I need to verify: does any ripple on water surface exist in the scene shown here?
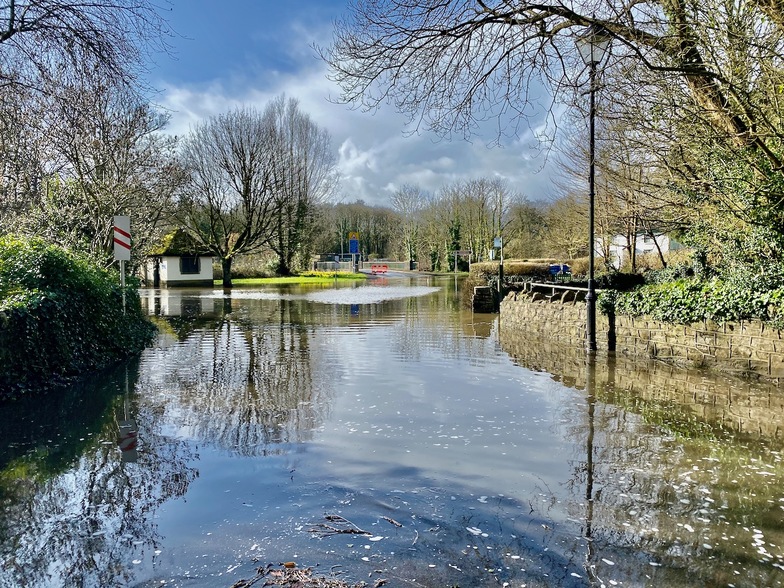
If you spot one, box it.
[6,281,784,588]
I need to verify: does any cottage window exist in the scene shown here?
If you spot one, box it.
[180,255,200,274]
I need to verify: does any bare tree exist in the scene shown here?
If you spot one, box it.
[266,95,338,275]
[322,1,782,154]
[423,177,516,264]
[0,85,48,232]
[546,193,588,260]
[321,1,784,276]
[0,0,169,92]
[506,199,547,259]
[0,73,181,267]
[178,106,282,287]
[552,115,690,272]
[418,193,451,271]
[34,76,180,266]
[390,183,426,268]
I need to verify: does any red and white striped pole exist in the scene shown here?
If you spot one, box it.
[113,216,131,314]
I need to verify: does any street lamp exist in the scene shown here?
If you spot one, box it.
[576,23,611,353]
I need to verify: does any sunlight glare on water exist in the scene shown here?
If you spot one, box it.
[201,284,440,305]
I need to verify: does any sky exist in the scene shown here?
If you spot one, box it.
[143,0,562,207]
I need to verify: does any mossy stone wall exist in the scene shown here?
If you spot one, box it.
[500,292,784,380]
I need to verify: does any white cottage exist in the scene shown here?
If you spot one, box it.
[597,233,682,270]
[143,230,214,288]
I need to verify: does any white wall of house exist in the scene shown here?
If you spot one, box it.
[142,255,214,287]
[597,234,680,269]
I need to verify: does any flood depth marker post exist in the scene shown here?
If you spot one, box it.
[113,216,131,314]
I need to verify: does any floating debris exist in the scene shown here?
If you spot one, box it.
[380,516,402,528]
[230,563,368,587]
[310,514,371,537]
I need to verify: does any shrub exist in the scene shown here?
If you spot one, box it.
[595,272,645,290]
[644,262,696,285]
[213,254,279,280]
[0,236,156,399]
[599,277,784,327]
[569,257,589,276]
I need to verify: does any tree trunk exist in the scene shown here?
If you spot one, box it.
[629,225,637,274]
[277,258,292,276]
[649,229,668,269]
[222,257,233,288]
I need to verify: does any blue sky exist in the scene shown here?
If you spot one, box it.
[144,1,560,206]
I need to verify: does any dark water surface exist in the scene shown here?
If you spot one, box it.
[2,276,784,587]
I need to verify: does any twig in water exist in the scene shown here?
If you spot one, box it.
[381,516,403,528]
[310,514,371,537]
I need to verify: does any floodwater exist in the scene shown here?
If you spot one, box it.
[1,275,784,588]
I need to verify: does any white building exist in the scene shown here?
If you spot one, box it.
[597,233,682,269]
[142,229,214,287]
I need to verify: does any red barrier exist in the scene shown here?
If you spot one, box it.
[371,264,388,274]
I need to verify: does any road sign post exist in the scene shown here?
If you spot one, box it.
[348,232,359,271]
[113,216,131,314]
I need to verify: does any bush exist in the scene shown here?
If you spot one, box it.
[0,236,156,399]
[644,262,696,285]
[569,257,589,277]
[599,277,784,327]
[595,272,645,290]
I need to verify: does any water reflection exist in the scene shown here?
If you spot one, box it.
[501,329,784,587]
[139,307,327,455]
[0,360,198,588]
[137,283,490,458]
[499,329,784,442]
[5,281,784,587]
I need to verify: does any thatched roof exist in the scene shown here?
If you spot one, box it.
[148,229,211,256]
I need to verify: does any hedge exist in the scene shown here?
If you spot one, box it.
[0,236,156,399]
[599,278,784,328]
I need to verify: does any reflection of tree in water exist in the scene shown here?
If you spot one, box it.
[0,368,198,588]
[138,299,335,456]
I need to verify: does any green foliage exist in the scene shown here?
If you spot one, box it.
[645,262,697,285]
[223,272,367,285]
[597,288,619,316]
[678,145,784,289]
[148,229,209,256]
[600,277,784,328]
[0,236,156,399]
[594,272,645,290]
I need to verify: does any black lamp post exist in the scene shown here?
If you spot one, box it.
[576,23,611,352]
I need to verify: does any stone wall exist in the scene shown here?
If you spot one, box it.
[613,315,784,378]
[500,291,784,380]
[472,286,497,313]
[499,291,612,349]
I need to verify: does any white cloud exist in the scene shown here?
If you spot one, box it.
[149,17,561,207]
